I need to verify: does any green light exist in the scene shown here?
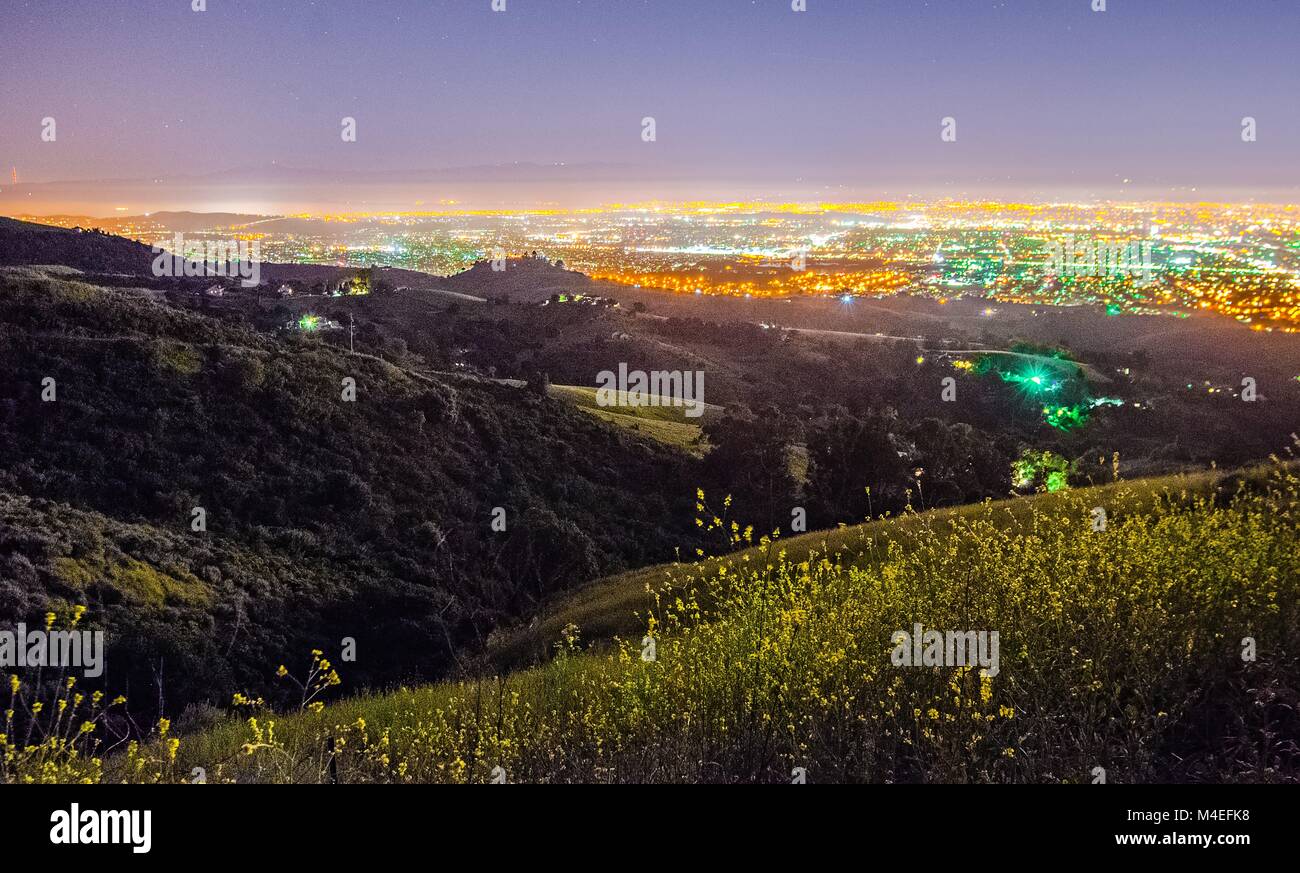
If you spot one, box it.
[1001,369,1059,394]
[980,352,1126,432]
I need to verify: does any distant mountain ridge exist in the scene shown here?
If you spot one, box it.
[0,161,647,214]
[10,212,271,232]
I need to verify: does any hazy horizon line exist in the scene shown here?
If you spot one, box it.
[7,194,1300,223]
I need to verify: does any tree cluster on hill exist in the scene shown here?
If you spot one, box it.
[702,404,1014,530]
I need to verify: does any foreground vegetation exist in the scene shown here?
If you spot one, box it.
[8,463,1296,783]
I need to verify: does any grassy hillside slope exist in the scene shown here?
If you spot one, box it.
[482,464,1285,670]
[547,384,721,454]
[35,463,1293,785]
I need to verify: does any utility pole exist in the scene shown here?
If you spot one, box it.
[349,312,355,354]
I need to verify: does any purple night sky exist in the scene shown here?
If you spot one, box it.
[2,0,1297,213]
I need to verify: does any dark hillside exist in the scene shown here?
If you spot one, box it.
[0,217,157,274]
[0,267,702,718]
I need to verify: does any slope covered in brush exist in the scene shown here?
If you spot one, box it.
[0,267,701,717]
